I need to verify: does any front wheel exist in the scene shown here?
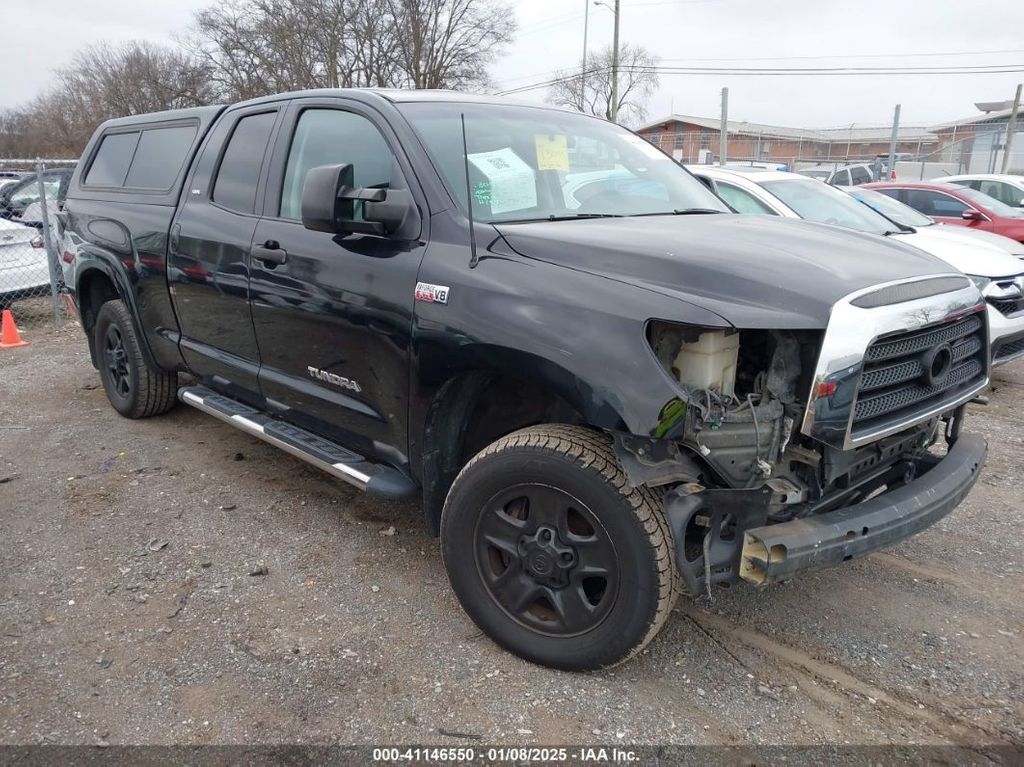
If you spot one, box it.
[441,425,679,671]
[93,299,177,418]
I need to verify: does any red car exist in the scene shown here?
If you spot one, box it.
[863,181,1024,243]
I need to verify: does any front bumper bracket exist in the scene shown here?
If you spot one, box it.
[739,432,987,585]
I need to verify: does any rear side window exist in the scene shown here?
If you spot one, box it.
[850,166,873,185]
[124,125,197,190]
[715,181,776,215]
[213,112,277,214]
[85,132,140,187]
[830,169,852,186]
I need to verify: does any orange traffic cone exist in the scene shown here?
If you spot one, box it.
[0,309,28,349]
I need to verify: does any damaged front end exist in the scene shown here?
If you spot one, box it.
[618,276,990,595]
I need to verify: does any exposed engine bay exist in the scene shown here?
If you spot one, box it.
[621,322,961,595]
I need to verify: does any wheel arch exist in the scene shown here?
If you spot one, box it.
[415,350,631,535]
[76,264,158,370]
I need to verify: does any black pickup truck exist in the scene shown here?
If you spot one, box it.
[60,89,988,670]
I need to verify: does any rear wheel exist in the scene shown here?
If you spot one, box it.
[441,425,679,670]
[93,300,177,418]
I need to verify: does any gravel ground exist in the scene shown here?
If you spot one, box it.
[1,319,1021,749]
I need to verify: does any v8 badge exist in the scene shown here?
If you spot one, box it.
[414,282,450,304]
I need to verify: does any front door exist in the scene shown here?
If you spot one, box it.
[169,106,282,395]
[250,100,427,464]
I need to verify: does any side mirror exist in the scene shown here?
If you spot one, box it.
[300,163,418,239]
[1017,197,1024,208]
[961,209,984,221]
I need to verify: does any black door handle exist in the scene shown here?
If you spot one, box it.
[252,241,287,265]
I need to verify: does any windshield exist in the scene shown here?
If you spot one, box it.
[759,178,894,235]
[797,168,831,180]
[398,102,728,222]
[956,186,1024,218]
[848,188,933,228]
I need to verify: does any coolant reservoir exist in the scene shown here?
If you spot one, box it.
[672,330,740,397]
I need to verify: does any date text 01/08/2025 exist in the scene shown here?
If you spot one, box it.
[371,746,639,762]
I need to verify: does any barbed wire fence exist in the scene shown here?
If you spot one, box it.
[0,159,77,329]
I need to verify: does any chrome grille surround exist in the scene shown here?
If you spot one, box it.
[801,275,989,451]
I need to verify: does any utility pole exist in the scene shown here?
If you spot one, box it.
[610,0,621,123]
[581,0,589,110]
[719,87,728,165]
[887,103,901,180]
[1001,83,1022,174]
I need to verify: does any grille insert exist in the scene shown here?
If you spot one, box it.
[859,335,982,392]
[853,312,987,435]
[865,315,982,363]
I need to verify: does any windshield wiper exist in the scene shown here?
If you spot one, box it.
[630,208,725,217]
[499,213,624,223]
[549,213,624,220]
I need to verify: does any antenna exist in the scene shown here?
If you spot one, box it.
[461,113,480,269]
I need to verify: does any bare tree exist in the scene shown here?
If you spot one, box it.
[546,44,660,126]
[0,0,516,158]
[188,0,514,99]
[0,41,215,158]
[387,0,515,90]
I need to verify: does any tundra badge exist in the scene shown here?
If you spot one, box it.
[307,366,361,393]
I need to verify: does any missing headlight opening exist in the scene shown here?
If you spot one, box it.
[644,320,952,596]
[647,322,823,491]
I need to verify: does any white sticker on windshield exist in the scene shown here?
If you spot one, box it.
[468,148,537,214]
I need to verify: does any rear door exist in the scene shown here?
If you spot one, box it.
[248,97,427,459]
[169,105,283,396]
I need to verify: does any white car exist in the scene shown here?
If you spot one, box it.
[846,185,1024,259]
[934,173,1024,210]
[0,217,51,310]
[688,166,1024,365]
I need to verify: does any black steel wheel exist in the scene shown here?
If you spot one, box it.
[93,300,177,418]
[102,324,132,400]
[442,425,679,671]
[475,484,619,638]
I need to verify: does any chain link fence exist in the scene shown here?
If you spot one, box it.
[0,159,77,328]
[642,121,1024,181]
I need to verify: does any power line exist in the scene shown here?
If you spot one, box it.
[497,63,1024,96]
[658,48,1024,63]
[494,48,1024,91]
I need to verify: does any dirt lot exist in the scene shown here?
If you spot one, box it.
[1,318,1022,749]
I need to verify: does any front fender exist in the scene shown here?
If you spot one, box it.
[409,230,733,459]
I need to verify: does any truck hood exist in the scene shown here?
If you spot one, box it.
[891,226,1024,278]
[494,214,951,328]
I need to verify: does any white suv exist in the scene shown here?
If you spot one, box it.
[796,163,875,186]
[936,174,1024,209]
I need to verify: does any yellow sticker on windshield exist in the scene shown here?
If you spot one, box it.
[535,134,570,171]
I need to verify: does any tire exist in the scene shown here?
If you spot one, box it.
[441,424,679,671]
[93,299,177,418]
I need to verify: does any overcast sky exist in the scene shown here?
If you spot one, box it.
[2,0,1022,129]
